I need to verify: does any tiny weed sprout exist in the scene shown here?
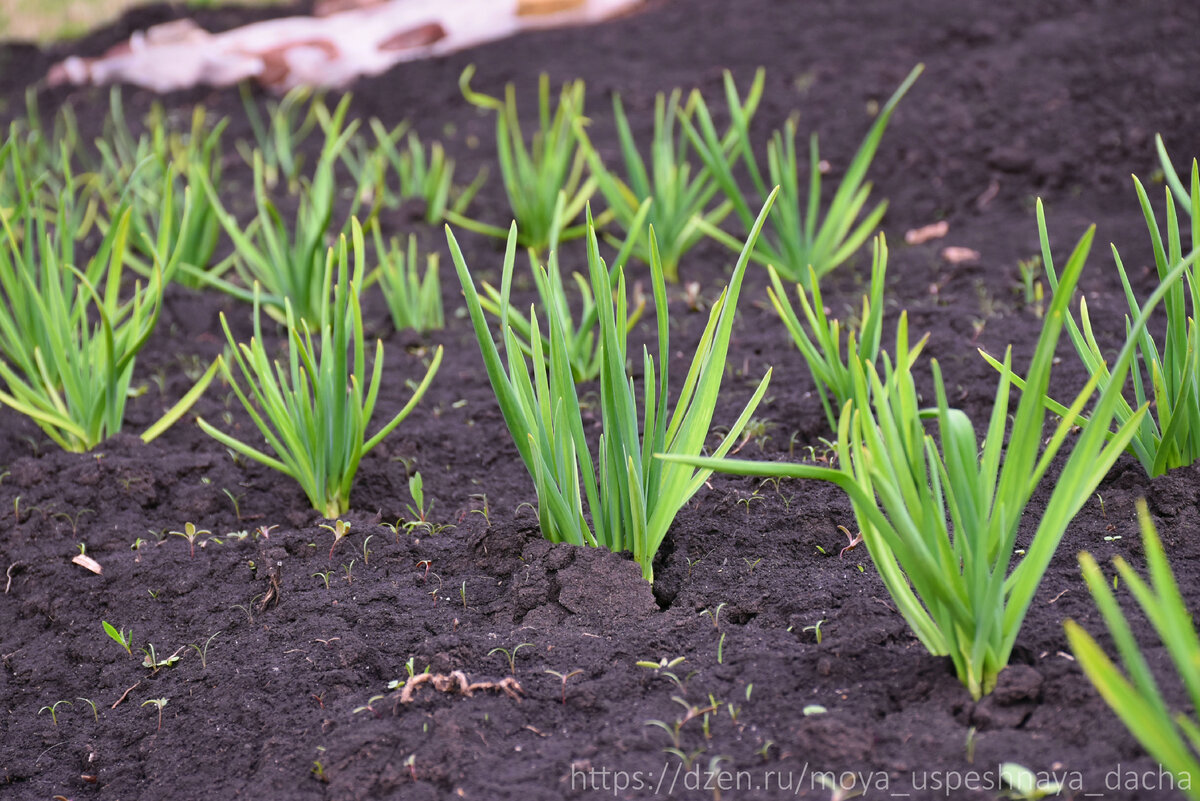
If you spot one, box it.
[664,202,1194,698]
[451,66,597,254]
[489,643,534,675]
[985,174,1200,477]
[102,620,134,656]
[700,602,726,629]
[579,84,753,282]
[686,64,922,285]
[312,570,332,590]
[142,697,168,731]
[1066,500,1200,796]
[320,519,351,560]
[141,643,182,673]
[448,191,777,582]
[39,699,71,726]
[169,522,210,559]
[544,668,583,705]
[769,234,922,431]
[999,763,1064,801]
[188,631,220,670]
[369,231,443,333]
[77,697,98,722]
[404,472,432,532]
[195,220,443,518]
[803,619,826,645]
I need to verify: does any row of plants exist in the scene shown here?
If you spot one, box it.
[5,66,1200,793]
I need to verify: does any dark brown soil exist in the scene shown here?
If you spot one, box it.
[3,1,1200,799]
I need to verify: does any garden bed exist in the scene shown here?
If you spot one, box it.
[2,0,1200,799]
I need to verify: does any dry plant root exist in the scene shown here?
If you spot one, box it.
[394,670,523,708]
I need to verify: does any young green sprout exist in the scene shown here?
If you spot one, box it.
[142,697,168,731]
[141,644,181,673]
[102,620,134,656]
[489,643,534,676]
[544,668,583,705]
[169,522,210,559]
[320,519,351,560]
[188,631,220,670]
[77,697,98,722]
[39,699,72,726]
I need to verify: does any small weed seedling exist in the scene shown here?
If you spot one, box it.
[77,697,98,722]
[700,602,727,630]
[636,656,695,692]
[321,519,351,560]
[352,694,386,718]
[188,631,220,670]
[404,472,434,534]
[544,668,583,705]
[803,619,827,645]
[169,522,210,559]
[142,697,168,731]
[141,644,182,674]
[312,570,332,590]
[102,620,134,656]
[468,493,491,527]
[489,643,534,675]
[39,699,71,726]
[999,763,1064,800]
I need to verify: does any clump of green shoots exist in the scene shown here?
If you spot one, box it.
[986,172,1200,477]
[450,66,597,254]
[580,83,758,282]
[94,90,229,288]
[687,64,923,286]
[449,191,776,582]
[0,154,217,452]
[369,230,443,333]
[193,95,365,324]
[237,83,323,192]
[365,119,486,224]
[665,201,1193,698]
[474,193,650,383]
[1066,499,1200,800]
[195,219,443,518]
[768,233,922,431]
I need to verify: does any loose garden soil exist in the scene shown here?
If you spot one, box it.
[3,1,1200,798]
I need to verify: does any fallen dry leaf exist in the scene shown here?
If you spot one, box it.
[904,221,949,245]
[72,553,103,575]
[941,246,981,264]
